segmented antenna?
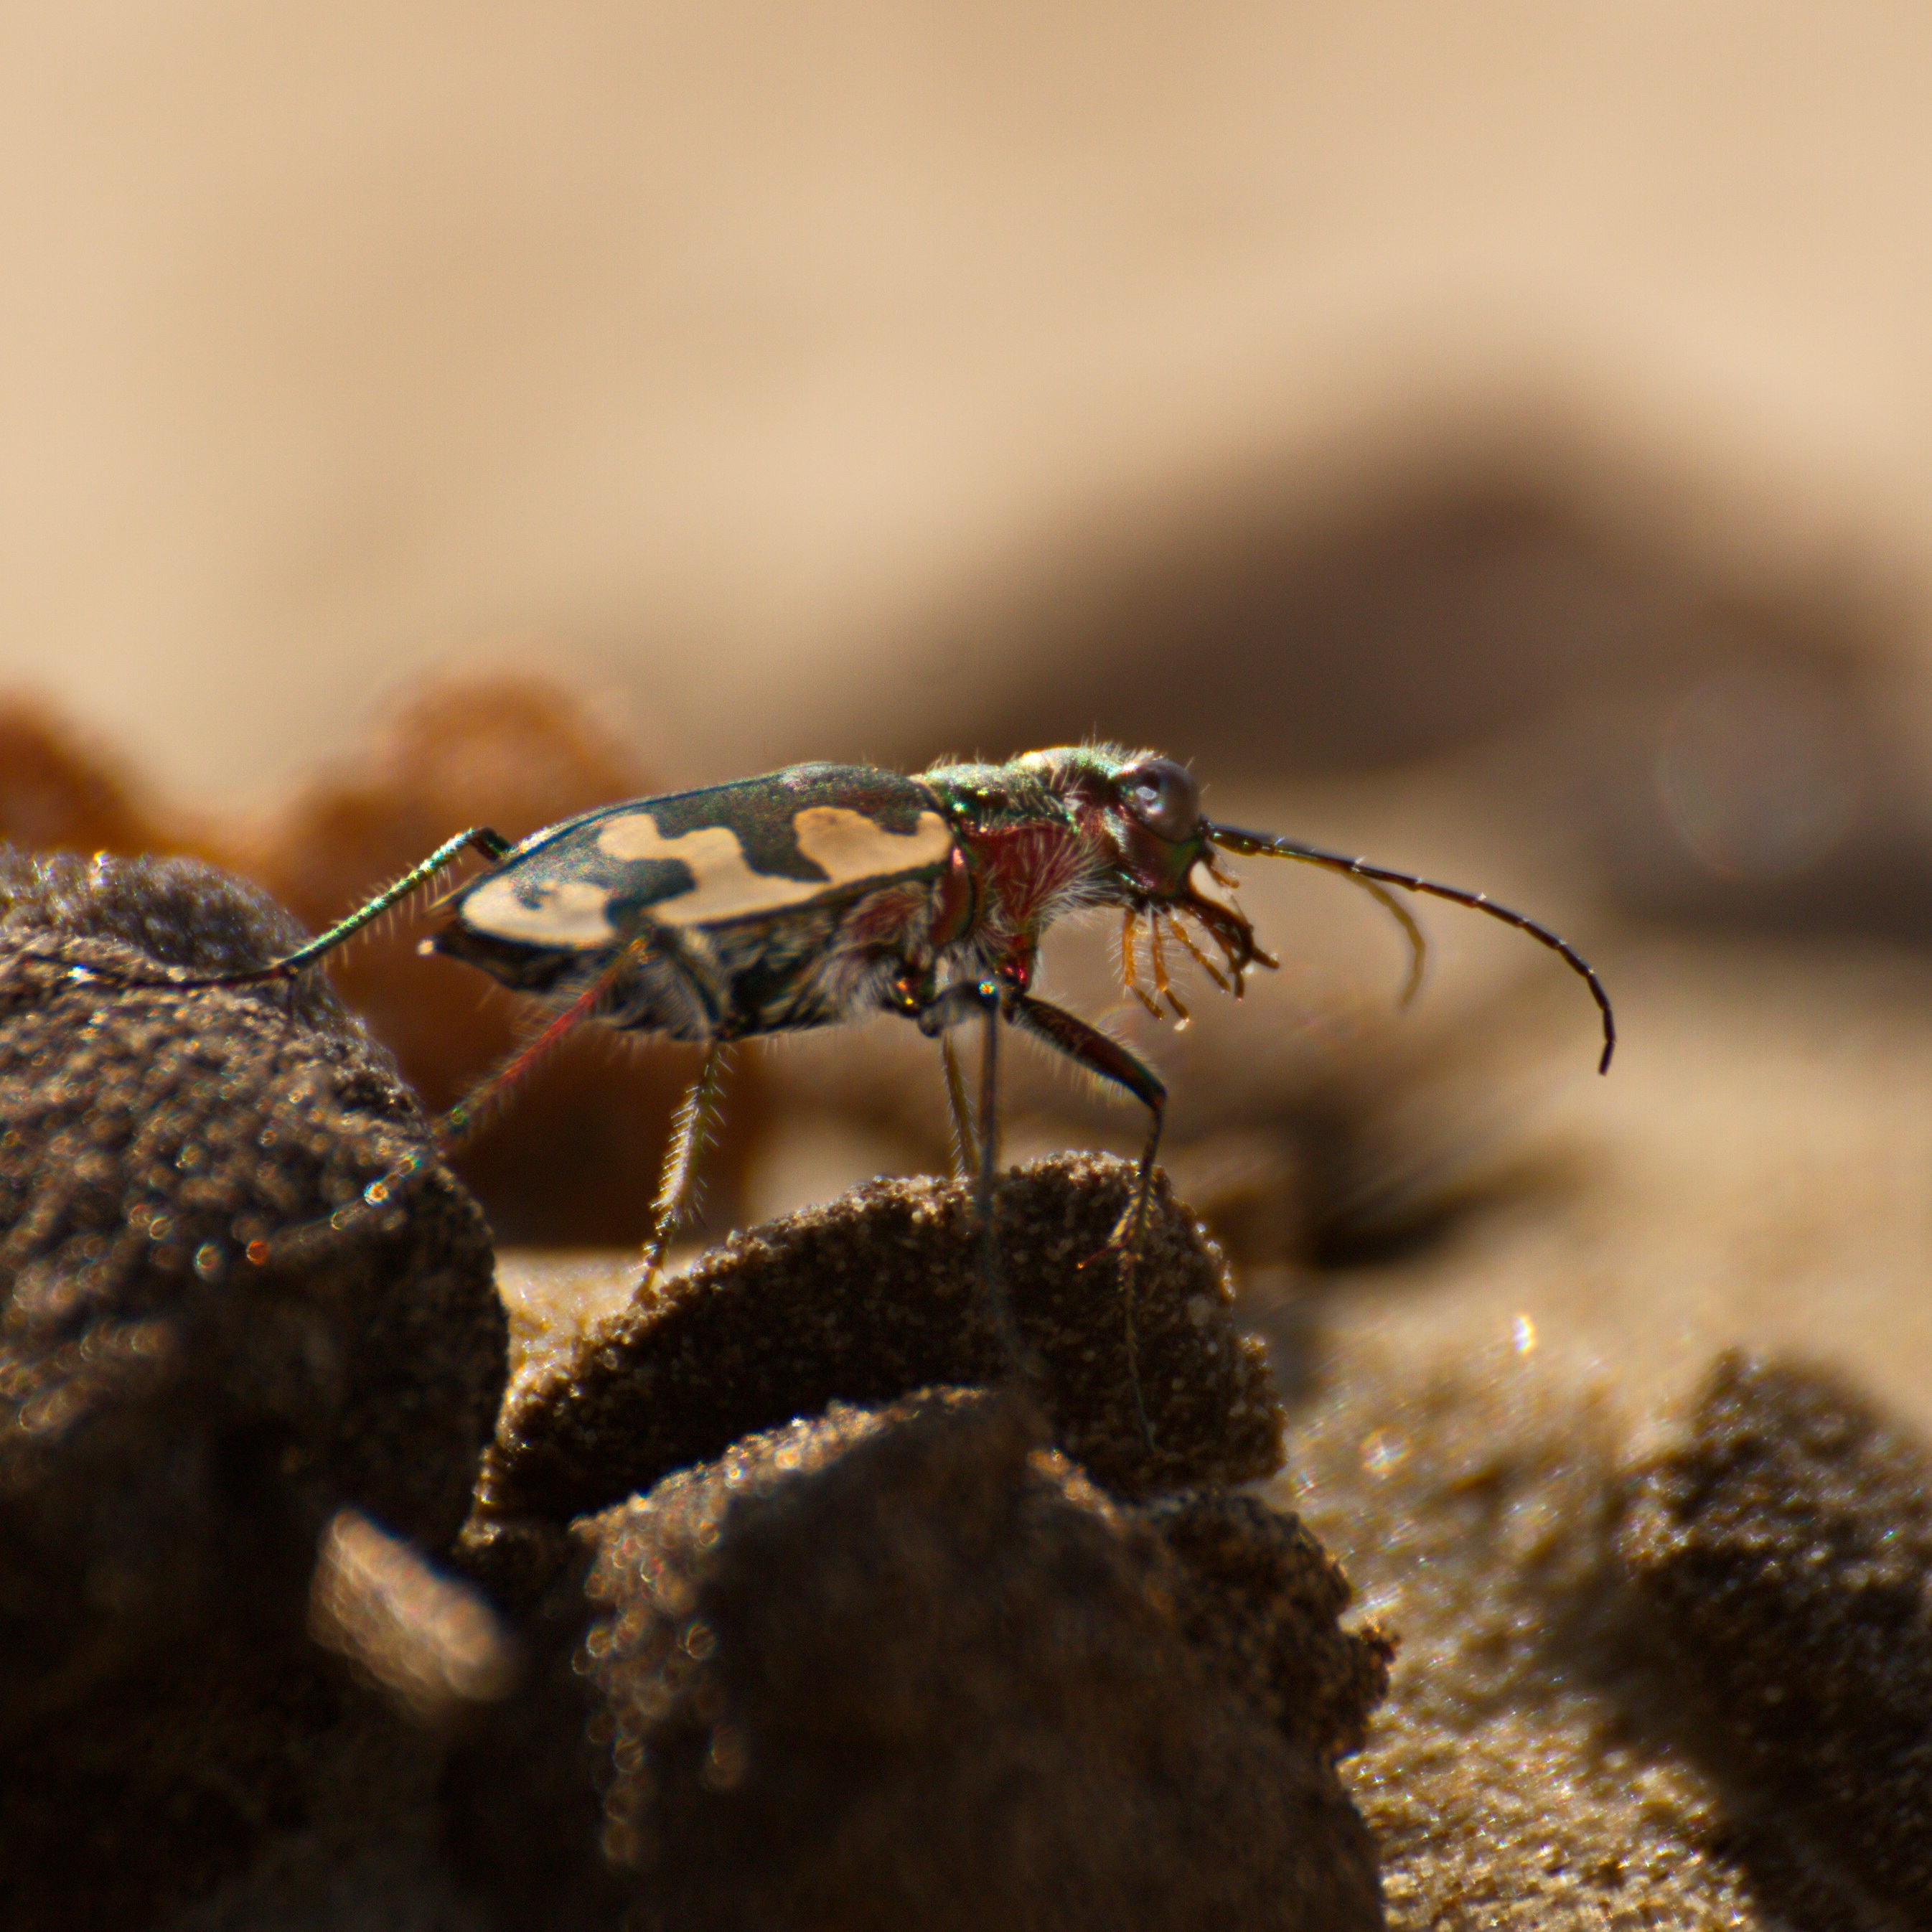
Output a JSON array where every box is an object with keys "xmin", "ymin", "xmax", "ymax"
[{"xmin": 1206, "ymin": 822, "xmax": 1615, "ymax": 1073}]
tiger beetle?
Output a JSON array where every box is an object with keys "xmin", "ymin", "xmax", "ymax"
[{"xmin": 63, "ymin": 746, "xmax": 1613, "ymax": 1440}]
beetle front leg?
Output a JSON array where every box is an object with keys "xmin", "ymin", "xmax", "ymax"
[
  {"xmin": 1002, "ymin": 993, "xmax": 1167, "ymax": 1450},
  {"xmin": 939, "ymin": 1031, "xmax": 976, "ymax": 1180},
  {"xmin": 915, "ymin": 977, "xmax": 1031, "ymax": 1380}
]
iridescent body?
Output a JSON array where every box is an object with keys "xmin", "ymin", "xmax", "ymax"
[{"xmin": 67, "ymin": 744, "xmax": 1614, "ymax": 1436}]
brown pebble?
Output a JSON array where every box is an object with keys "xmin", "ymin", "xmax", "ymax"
[
  {"xmin": 574, "ymin": 1387, "xmax": 1386, "ymax": 1932},
  {"xmin": 1147, "ymin": 1488, "xmax": 1392, "ymax": 1763},
  {"xmin": 474, "ymin": 1151, "xmax": 1284, "ymax": 1541},
  {"xmin": 1621, "ymin": 1351, "xmax": 1932, "ymax": 1921},
  {"xmin": 0, "ymin": 850, "xmax": 505, "ymax": 1928},
  {"xmin": 308, "ymin": 1506, "xmax": 521, "ymax": 1723}
]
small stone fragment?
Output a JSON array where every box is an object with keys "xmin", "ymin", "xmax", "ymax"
[
  {"xmin": 1621, "ymin": 1351, "xmax": 1932, "ymax": 1921},
  {"xmin": 474, "ymin": 1153, "xmax": 1284, "ymax": 1542},
  {"xmin": 309, "ymin": 1507, "xmax": 520, "ymax": 1722},
  {"xmin": 574, "ymin": 1388, "xmax": 1386, "ymax": 1932}
]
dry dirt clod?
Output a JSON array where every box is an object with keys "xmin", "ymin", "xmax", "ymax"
[
  {"xmin": 472, "ymin": 1152, "xmax": 1285, "ymax": 1555},
  {"xmin": 1622, "ymin": 1351, "xmax": 1932, "ymax": 1923},
  {"xmin": 0, "ymin": 849, "xmax": 506, "ymax": 1930},
  {"xmin": 568, "ymin": 1387, "xmax": 1387, "ymax": 1932}
]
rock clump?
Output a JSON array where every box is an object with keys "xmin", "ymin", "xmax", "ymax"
[
  {"xmin": 476, "ymin": 1153, "xmax": 1284, "ymax": 1544},
  {"xmin": 0, "ymin": 850, "xmax": 507, "ymax": 1931},
  {"xmin": 0, "ymin": 847, "xmax": 1387, "ymax": 1930},
  {"xmin": 569, "ymin": 1387, "xmax": 1388, "ymax": 1932},
  {"xmin": 1622, "ymin": 1351, "xmax": 1932, "ymax": 1923}
]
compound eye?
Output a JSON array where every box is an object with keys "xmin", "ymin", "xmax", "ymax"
[{"xmin": 1118, "ymin": 759, "xmax": 1201, "ymax": 843}]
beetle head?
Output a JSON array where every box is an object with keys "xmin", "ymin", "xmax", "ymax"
[{"xmin": 1017, "ymin": 746, "xmax": 1265, "ymax": 975}]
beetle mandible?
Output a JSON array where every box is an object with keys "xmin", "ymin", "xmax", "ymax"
[{"xmin": 72, "ymin": 746, "xmax": 1616, "ymax": 1432}]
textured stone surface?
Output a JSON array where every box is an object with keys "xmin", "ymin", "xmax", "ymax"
[
  {"xmin": 0, "ymin": 850, "xmax": 506, "ymax": 1930},
  {"xmin": 573, "ymin": 1388, "xmax": 1387, "ymax": 1932},
  {"xmin": 1279, "ymin": 1335, "xmax": 1932, "ymax": 1932},
  {"xmin": 1622, "ymin": 1353, "xmax": 1932, "ymax": 1925},
  {"xmin": 474, "ymin": 1153, "xmax": 1283, "ymax": 1549}
]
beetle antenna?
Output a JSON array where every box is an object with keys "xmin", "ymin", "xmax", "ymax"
[
  {"xmin": 1341, "ymin": 874, "xmax": 1427, "ymax": 1009},
  {"xmin": 1205, "ymin": 822, "xmax": 1615, "ymax": 1072}
]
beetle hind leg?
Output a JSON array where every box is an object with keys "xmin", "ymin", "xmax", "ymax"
[{"xmin": 239, "ymin": 934, "xmax": 630, "ymax": 1267}]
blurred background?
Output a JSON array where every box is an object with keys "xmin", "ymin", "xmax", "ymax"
[{"xmin": 8, "ymin": 3, "xmax": 1932, "ymax": 1422}]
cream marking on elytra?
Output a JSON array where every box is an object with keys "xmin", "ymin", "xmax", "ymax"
[
  {"xmin": 594, "ymin": 805, "xmax": 952, "ymax": 924},
  {"xmin": 461, "ymin": 876, "xmax": 618, "ymax": 948}
]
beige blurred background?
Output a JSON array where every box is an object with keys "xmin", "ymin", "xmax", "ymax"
[
  {"xmin": 5, "ymin": 6, "xmax": 1932, "ymax": 804},
  {"xmin": 9, "ymin": 4, "xmax": 1932, "ymax": 1429},
  {"xmin": 17, "ymin": 23, "xmax": 1932, "ymax": 1918}
]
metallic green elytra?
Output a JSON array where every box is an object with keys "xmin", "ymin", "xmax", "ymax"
[{"xmin": 62, "ymin": 744, "xmax": 1616, "ymax": 1441}]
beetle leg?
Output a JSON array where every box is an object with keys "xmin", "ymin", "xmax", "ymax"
[
  {"xmin": 436, "ymin": 960, "xmax": 624, "ymax": 1153},
  {"xmin": 266, "ymin": 825, "xmax": 518, "ymax": 980},
  {"xmin": 1001, "ymin": 992, "xmax": 1166, "ymax": 1452},
  {"xmin": 33, "ymin": 826, "xmax": 517, "ymax": 998},
  {"xmin": 252, "ymin": 933, "xmax": 634, "ymax": 1265},
  {"xmin": 916, "ymin": 977, "xmax": 1031, "ymax": 1379},
  {"xmin": 940, "ymin": 1029, "xmax": 977, "ymax": 1180},
  {"xmin": 641, "ymin": 1040, "xmax": 733, "ymax": 1284},
  {"xmin": 882, "ymin": 964, "xmax": 977, "ymax": 1176},
  {"xmin": 975, "ymin": 988, "xmax": 1015, "ymax": 1361}
]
